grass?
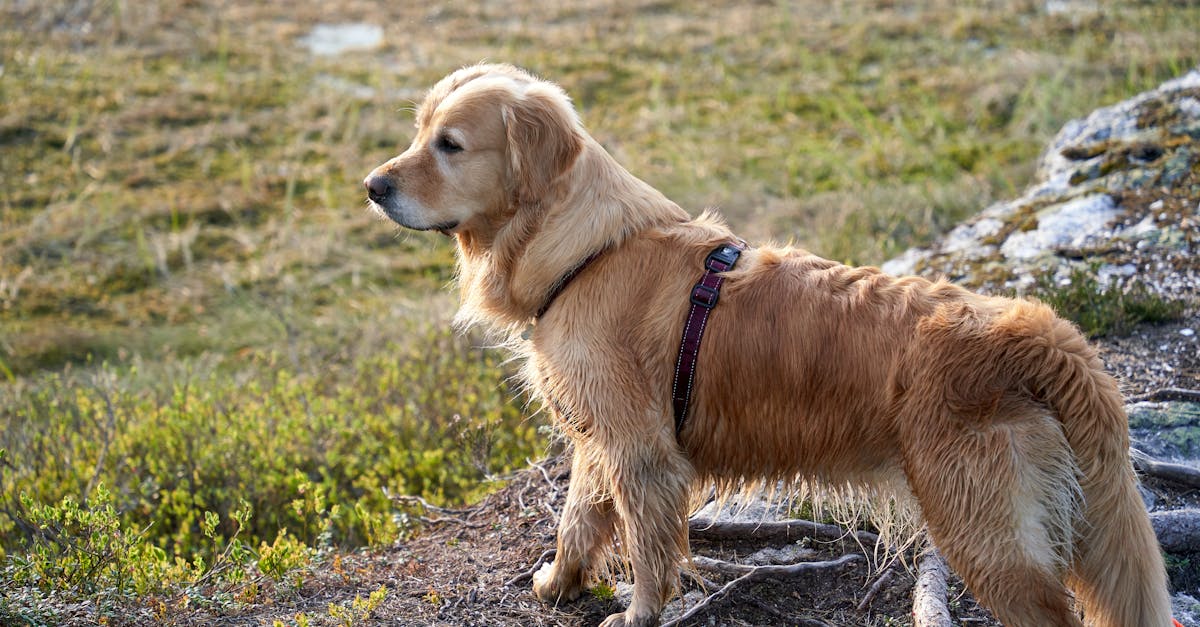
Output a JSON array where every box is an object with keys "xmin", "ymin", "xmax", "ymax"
[
  {"xmin": 1029, "ymin": 265, "xmax": 1187, "ymax": 338},
  {"xmin": 2, "ymin": 0, "xmax": 1199, "ymax": 619}
]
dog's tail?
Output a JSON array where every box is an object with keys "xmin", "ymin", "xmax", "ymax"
[{"xmin": 1008, "ymin": 302, "xmax": 1172, "ymax": 626}]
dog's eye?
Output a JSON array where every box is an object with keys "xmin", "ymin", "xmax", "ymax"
[{"xmin": 436, "ymin": 135, "xmax": 463, "ymax": 154}]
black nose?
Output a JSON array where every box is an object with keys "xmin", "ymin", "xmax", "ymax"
[{"xmin": 365, "ymin": 175, "xmax": 392, "ymax": 203}]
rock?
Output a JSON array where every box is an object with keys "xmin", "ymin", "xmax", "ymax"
[
  {"xmin": 883, "ymin": 67, "xmax": 1200, "ymax": 304},
  {"xmin": 297, "ymin": 23, "xmax": 383, "ymax": 56},
  {"xmin": 1175, "ymin": 594, "xmax": 1200, "ymax": 627},
  {"xmin": 1129, "ymin": 401, "xmax": 1200, "ymax": 463}
]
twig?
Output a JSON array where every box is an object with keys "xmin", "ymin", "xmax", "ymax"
[
  {"xmin": 418, "ymin": 515, "xmax": 488, "ymax": 528},
  {"xmin": 857, "ymin": 564, "xmax": 897, "ymax": 611},
  {"xmin": 505, "ymin": 548, "xmax": 556, "ymax": 587},
  {"xmin": 1128, "ymin": 387, "xmax": 1200, "ymax": 404},
  {"xmin": 912, "ymin": 549, "xmax": 952, "ymax": 627},
  {"xmin": 388, "ymin": 492, "xmax": 475, "ymax": 517},
  {"xmin": 664, "ymin": 554, "xmax": 863, "ymax": 627},
  {"xmin": 527, "ymin": 457, "xmax": 560, "ymax": 491},
  {"xmin": 1131, "ymin": 449, "xmax": 1200, "ymax": 489},
  {"xmin": 688, "ymin": 517, "xmax": 879, "ymax": 547}
]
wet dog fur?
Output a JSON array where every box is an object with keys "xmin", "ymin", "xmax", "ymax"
[{"xmin": 364, "ymin": 64, "xmax": 1172, "ymax": 627}]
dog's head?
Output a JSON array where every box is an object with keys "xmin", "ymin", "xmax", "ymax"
[{"xmin": 364, "ymin": 64, "xmax": 584, "ymax": 237}]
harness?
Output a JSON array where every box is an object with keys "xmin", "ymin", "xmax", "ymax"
[
  {"xmin": 533, "ymin": 241, "xmax": 746, "ymax": 438},
  {"xmin": 671, "ymin": 242, "xmax": 744, "ymax": 434}
]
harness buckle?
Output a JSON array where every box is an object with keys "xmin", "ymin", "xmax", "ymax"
[
  {"xmin": 705, "ymin": 246, "xmax": 739, "ymax": 272},
  {"xmin": 690, "ymin": 284, "xmax": 719, "ymax": 309}
]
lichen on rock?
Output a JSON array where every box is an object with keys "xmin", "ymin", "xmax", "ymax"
[{"xmin": 883, "ymin": 67, "xmax": 1200, "ymax": 305}]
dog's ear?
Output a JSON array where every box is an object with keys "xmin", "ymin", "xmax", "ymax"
[{"xmin": 503, "ymin": 85, "xmax": 583, "ymax": 204}]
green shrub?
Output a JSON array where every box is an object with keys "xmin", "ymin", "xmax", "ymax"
[
  {"xmin": 0, "ymin": 327, "xmax": 544, "ymax": 562},
  {"xmin": 0, "ymin": 482, "xmax": 319, "ymax": 623}
]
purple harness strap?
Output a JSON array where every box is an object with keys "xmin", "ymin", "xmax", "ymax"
[{"xmin": 671, "ymin": 242, "xmax": 744, "ymax": 434}]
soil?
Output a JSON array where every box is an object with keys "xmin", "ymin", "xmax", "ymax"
[{"xmin": 222, "ymin": 317, "xmax": 1199, "ymax": 627}]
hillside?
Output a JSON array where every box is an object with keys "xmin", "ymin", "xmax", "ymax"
[{"xmin": 2, "ymin": 1, "xmax": 1199, "ymax": 625}]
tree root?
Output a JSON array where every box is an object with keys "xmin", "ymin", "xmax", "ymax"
[
  {"xmin": 1132, "ymin": 449, "xmax": 1200, "ymax": 489},
  {"xmin": 912, "ymin": 549, "xmax": 952, "ymax": 627},
  {"xmin": 857, "ymin": 562, "xmax": 897, "ymax": 611},
  {"xmin": 689, "ymin": 517, "xmax": 880, "ymax": 547},
  {"xmin": 1150, "ymin": 509, "xmax": 1200, "ymax": 554},
  {"xmin": 504, "ymin": 548, "xmax": 556, "ymax": 588},
  {"xmin": 663, "ymin": 553, "xmax": 864, "ymax": 627},
  {"xmin": 1129, "ymin": 388, "xmax": 1200, "ymax": 404}
]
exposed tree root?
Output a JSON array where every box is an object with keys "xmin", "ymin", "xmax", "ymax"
[
  {"xmin": 1129, "ymin": 388, "xmax": 1200, "ymax": 404},
  {"xmin": 1150, "ymin": 509, "xmax": 1200, "ymax": 554},
  {"xmin": 857, "ymin": 562, "xmax": 898, "ymax": 611},
  {"xmin": 688, "ymin": 517, "xmax": 880, "ymax": 547},
  {"xmin": 1132, "ymin": 449, "xmax": 1200, "ymax": 489},
  {"xmin": 912, "ymin": 549, "xmax": 952, "ymax": 627},
  {"xmin": 663, "ymin": 553, "xmax": 864, "ymax": 627}
]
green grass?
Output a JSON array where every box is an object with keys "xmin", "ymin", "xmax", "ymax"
[{"xmin": 2, "ymin": 0, "xmax": 1199, "ymax": 617}]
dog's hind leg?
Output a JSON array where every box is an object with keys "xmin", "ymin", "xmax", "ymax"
[
  {"xmin": 901, "ymin": 400, "xmax": 1083, "ymax": 627},
  {"xmin": 533, "ymin": 444, "xmax": 617, "ymax": 605}
]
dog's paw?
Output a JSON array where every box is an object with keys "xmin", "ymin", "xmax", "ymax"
[
  {"xmin": 598, "ymin": 610, "xmax": 658, "ymax": 627},
  {"xmin": 531, "ymin": 561, "xmax": 583, "ymax": 604}
]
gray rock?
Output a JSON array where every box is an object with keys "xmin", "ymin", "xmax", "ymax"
[
  {"xmin": 883, "ymin": 67, "xmax": 1200, "ymax": 306},
  {"xmin": 1129, "ymin": 401, "xmax": 1200, "ymax": 462}
]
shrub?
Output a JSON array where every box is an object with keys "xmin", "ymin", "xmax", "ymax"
[{"xmin": 0, "ymin": 327, "xmax": 544, "ymax": 562}]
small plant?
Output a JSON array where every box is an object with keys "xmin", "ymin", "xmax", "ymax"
[
  {"xmin": 589, "ymin": 582, "xmax": 616, "ymax": 601},
  {"xmin": 273, "ymin": 613, "xmax": 313, "ymax": 627},
  {"xmin": 1028, "ymin": 265, "xmax": 1186, "ymax": 338},
  {"xmin": 6, "ymin": 484, "xmax": 157, "ymax": 597},
  {"xmin": 326, "ymin": 584, "xmax": 388, "ymax": 626},
  {"xmin": 257, "ymin": 529, "xmax": 313, "ymax": 588}
]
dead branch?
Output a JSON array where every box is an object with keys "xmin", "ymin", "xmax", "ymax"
[
  {"xmin": 1131, "ymin": 449, "xmax": 1200, "ymax": 489},
  {"xmin": 418, "ymin": 515, "xmax": 488, "ymax": 528},
  {"xmin": 504, "ymin": 548, "xmax": 556, "ymax": 587},
  {"xmin": 912, "ymin": 549, "xmax": 952, "ymax": 627},
  {"xmin": 1129, "ymin": 388, "xmax": 1200, "ymax": 404},
  {"xmin": 1150, "ymin": 508, "xmax": 1200, "ymax": 554},
  {"xmin": 664, "ymin": 554, "xmax": 863, "ymax": 627},
  {"xmin": 857, "ymin": 563, "xmax": 897, "ymax": 611},
  {"xmin": 688, "ymin": 517, "xmax": 880, "ymax": 547},
  {"xmin": 526, "ymin": 457, "xmax": 562, "ymax": 491},
  {"xmin": 387, "ymin": 492, "xmax": 475, "ymax": 517}
]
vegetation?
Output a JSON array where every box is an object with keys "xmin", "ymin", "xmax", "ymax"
[
  {"xmin": 2, "ymin": 0, "xmax": 1198, "ymax": 622},
  {"xmin": 1029, "ymin": 265, "xmax": 1187, "ymax": 338}
]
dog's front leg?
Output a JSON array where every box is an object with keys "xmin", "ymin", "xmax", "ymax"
[
  {"xmin": 533, "ymin": 445, "xmax": 616, "ymax": 604},
  {"xmin": 598, "ymin": 429, "xmax": 693, "ymax": 627}
]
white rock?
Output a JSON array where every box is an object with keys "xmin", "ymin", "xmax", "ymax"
[
  {"xmin": 1000, "ymin": 194, "xmax": 1118, "ymax": 260},
  {"xmin": 299, "ymin": 23, "xmax": 383, "ymax": 56}
]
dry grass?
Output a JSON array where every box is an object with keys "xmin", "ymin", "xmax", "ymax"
[{"xmin": 3, "ymin": 0, "xmax": 1197, "ymax": 376}]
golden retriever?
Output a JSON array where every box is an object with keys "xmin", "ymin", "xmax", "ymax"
[{"xmin": 364, "ymin": 63, "xmax": 1171, "ymax": 627}]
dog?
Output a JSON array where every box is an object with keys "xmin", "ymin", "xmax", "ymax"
[{"xmin": 364, "ymin": 63, "xmax": 1172, "ymax": 627}]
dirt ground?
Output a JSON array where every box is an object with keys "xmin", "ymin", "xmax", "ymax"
[{"xmin": 245, "ymin": 454, "xmax": 1000, "ymax": 627}]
